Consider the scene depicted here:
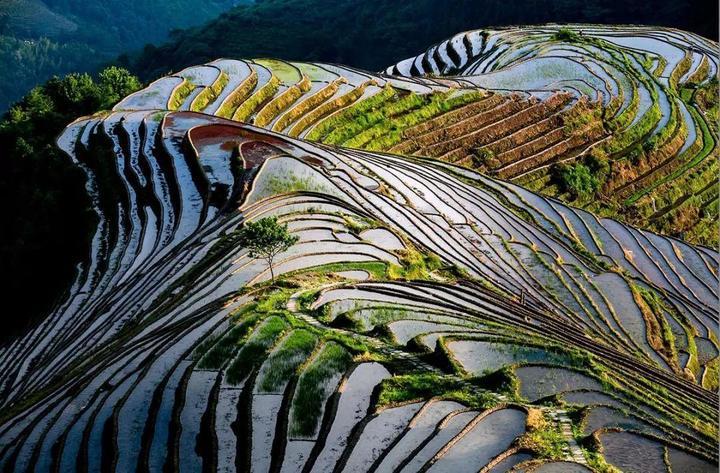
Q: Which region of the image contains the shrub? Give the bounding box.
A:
[552,163,600,199]
[553,28,581,42]
[518,410,566,459]
[470,147,497,168]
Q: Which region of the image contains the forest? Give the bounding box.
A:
[0,0,240,110]
[0,67,141,341]
[129,0,719,79]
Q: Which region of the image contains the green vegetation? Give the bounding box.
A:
[0,36,94,111]
[388,247,443,280]
[292,261,389,286]
[376,373,497,409]
[313,89,484,152]
[254,74,311,127]
[552,163,600,199]
[289,341,352,437]
[257,329,318,392]
[197,309,261,369]
[306,85,395,141]
[190,71,229,112]
[236,216,299,283]
[216,70,257,118]
[225,315,288,385]
[128,0,718,82]
[0,0,240,111]
[694,77,719,128]
[323,90,426,146]
[0,66,141,341]
[273,79,343,132]
[471,148,497,168]
[254,58,301,83]
[519,408,567,459]
[265,172,327,195]
[552,28,581,42]
[582,441,623,472]
[233,74,280,122]
[364,91,485,151]
[167,78,196,110]
[289,82,365,136]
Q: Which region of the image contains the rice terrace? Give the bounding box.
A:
[0,19,718,473]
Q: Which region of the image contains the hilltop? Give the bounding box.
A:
[0,24,716,473]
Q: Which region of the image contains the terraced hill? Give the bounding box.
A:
[0,25,717,473]
[387,25,719,247]
[117,25,718,247]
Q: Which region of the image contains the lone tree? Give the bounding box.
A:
[237,217,299,283]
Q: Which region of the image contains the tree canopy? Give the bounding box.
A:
[236,217,299,283]
[553,163,600,199]
[0,66,141,343]
[129,0,718,81]
[0,0,239,110]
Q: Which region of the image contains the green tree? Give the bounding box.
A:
[0,66,141,341]
[237,217,299,283]
[98,66,142,108]
[553,163,600,199]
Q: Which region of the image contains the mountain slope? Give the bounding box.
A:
[129,0,719,81]
[0,25,717,472]
[0,108,716,472]
[118,26,720,247]
[0,0,241,110]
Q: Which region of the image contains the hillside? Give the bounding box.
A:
[0,0,240,110]
[120,25,719,247]
[128,0,719,80]
[0,24,716,473]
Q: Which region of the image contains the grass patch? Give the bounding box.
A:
[273,78,344,132]
[225,315,288,385]
[254,58,301,83]
[216,69,258,118]
[518,408,566,459]
[255,288,294,312]
[167,78,196,110]
[197,308,262,369]
[232,74,280,122]
[289,341,352,437]
[376,373,497,409]
[266,173,326,194]
[254,74,311,127]
[257,328,318,392]
[306,84,396,141]
[190,71,229,111]
[552,27,582,42]
[288,261,388,288]
[702,358,718,391]
[388,247,442,280]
